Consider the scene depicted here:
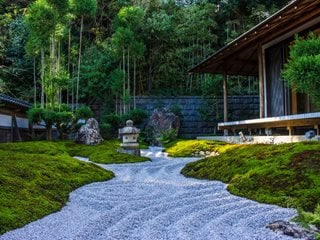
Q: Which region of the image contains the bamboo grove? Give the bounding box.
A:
[0,0,289,115]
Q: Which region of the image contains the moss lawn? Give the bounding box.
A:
[166,140,320,212]
[0,140,148,234]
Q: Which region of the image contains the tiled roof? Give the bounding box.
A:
[0,94,32,109]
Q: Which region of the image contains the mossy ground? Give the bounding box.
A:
[169,140,320,212]
[165,139,235,157]
[0,140,148,235]
[65,140,149,164]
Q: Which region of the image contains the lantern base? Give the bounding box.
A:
[117,147,141,156]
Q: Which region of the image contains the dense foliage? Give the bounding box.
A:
[282,33,320,107]
[0,0,289,114]
[27,105,93,140]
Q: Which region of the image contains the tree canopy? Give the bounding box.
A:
[0,0,289,114]
[282,33,320,107]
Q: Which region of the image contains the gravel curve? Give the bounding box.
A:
[0,147,297,240]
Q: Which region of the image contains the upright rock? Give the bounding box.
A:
[145,107,180,146]
[75,118,103,145]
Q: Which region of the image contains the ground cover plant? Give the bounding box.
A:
[174,140,320,213]
[65,140,149,164]
[164,139,234,157]
[0,140,148,234]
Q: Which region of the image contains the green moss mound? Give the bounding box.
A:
[0,139,148,235]
[180,141,320,212]
[165,139,234,157]
[65,140,149,164]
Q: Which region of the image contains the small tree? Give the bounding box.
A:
[282,33,320,107]
[27,107,55,140]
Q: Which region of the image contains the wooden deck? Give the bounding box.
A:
[218,112,320,136]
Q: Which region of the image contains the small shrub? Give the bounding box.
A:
[139,126,155,145]
[54,111,74,139]
[101,113,122,131]
[100,123,112,139]
[170,104,183,121]
[157,128,177,144]
[75,105,93,120]
[27,107,43,124]
[123,108,148,125]
[294,205,320,230]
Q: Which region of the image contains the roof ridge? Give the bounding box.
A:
[0,94,32,108]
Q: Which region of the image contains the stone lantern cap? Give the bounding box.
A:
[119,120,140,135]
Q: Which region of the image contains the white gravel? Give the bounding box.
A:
[0,147,297,240]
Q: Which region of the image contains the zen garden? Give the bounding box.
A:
[1,0,320,239]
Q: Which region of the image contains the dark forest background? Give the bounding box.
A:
[0,0,289,113]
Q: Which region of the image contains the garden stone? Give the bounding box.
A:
[267,220,319,240]
[75,118,103,145]
[145,107,180,146]
[305,130,316,140]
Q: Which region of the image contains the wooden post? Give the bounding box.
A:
[258,44,265,118]
[287,126,294,136]
[291,90,298,115]
[314,125,319,136]
[223,72,228,136]
[29,121,34,140]
[11,114,14,142]
[12,114,22,142]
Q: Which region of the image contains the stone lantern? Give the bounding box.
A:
[118,120,140,156]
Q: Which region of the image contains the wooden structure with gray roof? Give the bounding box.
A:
[0,94,32,142]
[190,0,320,136]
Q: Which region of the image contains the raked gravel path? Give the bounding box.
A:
[1,147,297,240]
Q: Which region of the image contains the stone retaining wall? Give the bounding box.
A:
[135,96,259,138]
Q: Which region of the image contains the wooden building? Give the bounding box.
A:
[190,0,320,136]
[0,94,32,142]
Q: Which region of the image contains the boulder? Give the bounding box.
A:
[305,130,316,140]
[145,107,180,146]
[75,118,103,145]
[267,221,319,240]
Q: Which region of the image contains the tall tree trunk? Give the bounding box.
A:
[50,37,55,109]
[72,64,75,111]
[33,57,36,106]
[133,58,136,110]
[46,125,52,141]
[58,40,61,110]
[76,15,84,109]
[67,28,71,106]
[41,48,45,109]
[147,64,152,94]
[115,94,118,115]
[127,48,130,112]
[122,48,126,115]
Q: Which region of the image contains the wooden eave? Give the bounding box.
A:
[189,0,320,76]
[0,94,31,113]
